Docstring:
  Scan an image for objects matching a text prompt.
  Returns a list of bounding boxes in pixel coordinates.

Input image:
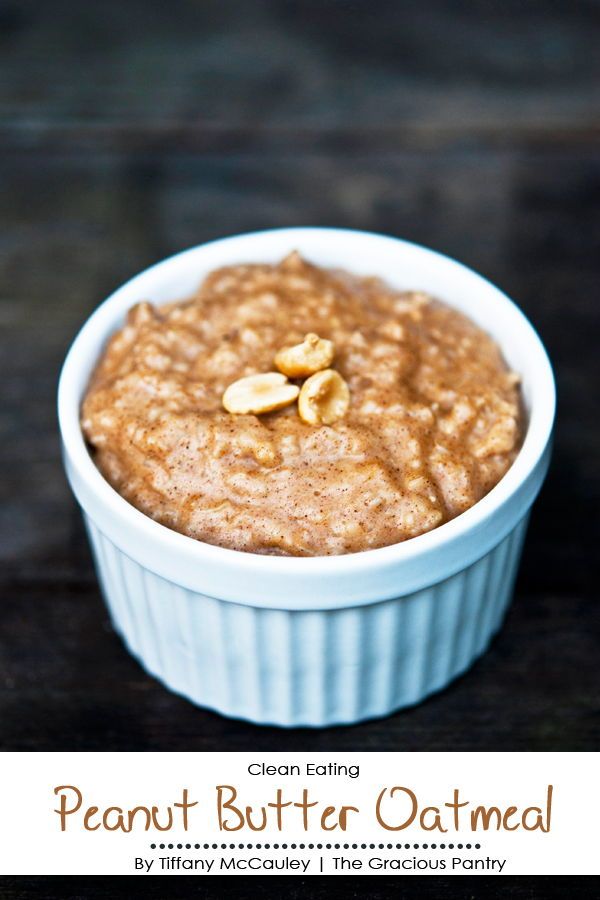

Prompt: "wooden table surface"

[1,0,599,754]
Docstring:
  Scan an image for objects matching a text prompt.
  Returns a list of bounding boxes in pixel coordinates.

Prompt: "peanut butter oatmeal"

[81,252,523,556]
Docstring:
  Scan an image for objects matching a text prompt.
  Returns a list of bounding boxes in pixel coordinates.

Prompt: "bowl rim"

[58,227,555,608]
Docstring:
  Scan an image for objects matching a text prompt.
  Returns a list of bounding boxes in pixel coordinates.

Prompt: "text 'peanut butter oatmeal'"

[81,252,523,556]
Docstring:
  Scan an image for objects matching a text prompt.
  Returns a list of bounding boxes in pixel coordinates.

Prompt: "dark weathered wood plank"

[2,0,599,129]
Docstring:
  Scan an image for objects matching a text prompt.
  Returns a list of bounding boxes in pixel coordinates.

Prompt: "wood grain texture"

[0,0,598,752]
[2,0,600,129]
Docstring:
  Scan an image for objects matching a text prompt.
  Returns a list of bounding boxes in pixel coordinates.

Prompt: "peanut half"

[298,368,350,426]
[222,372,299,415]
[274,332,334,378]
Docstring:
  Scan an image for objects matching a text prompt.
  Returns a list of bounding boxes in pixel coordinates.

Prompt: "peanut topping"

[274,332,334,378]
[222,372,299,415]
[298,368,350,426]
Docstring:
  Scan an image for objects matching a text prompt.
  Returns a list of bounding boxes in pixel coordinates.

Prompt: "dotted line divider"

[150,842,481,851]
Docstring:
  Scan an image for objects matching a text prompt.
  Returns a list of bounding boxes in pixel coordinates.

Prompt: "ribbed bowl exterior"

[85,514,529,727]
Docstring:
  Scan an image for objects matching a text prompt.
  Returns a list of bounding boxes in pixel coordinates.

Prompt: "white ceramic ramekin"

[58,228,555,727]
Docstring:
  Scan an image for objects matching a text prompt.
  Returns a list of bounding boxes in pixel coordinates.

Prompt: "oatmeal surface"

[81,253,523,555]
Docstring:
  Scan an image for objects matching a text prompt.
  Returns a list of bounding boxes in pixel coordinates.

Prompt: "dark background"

[1,876,599,900]
[2,876,600,899]
[1,0,599,752]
